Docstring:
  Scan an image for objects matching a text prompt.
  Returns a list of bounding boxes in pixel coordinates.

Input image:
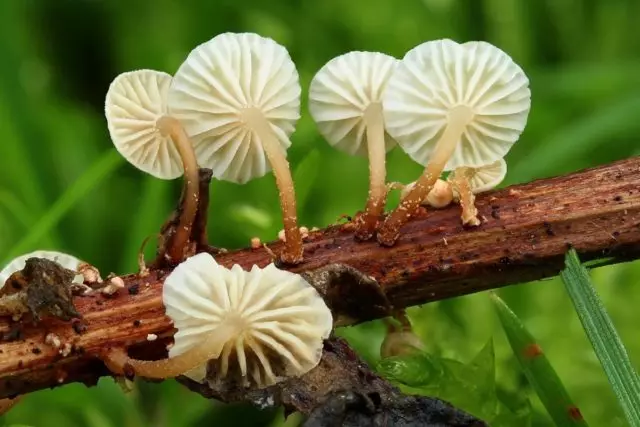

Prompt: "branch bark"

[0,156,639,417]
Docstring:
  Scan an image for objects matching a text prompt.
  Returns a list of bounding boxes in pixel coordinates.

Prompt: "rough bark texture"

[0,157,639,422]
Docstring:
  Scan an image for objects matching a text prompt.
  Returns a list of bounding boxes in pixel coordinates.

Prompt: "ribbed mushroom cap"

[163,253,332,387]
[383,39,531,170]
[308,51,398,156]
[0,250,82,287]
[167,32,301,184]
[105,70,183,179]
[465,158,507,193]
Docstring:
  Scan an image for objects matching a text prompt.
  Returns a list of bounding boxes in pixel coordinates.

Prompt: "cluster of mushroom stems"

[0,33,531,391]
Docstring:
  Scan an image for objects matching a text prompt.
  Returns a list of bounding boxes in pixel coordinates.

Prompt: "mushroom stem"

[377,106,474,246]
[241,108,303,264]
[156,116,200,264]
[102,321,240,379]
[450,168,480,226]
[355,102,387,241]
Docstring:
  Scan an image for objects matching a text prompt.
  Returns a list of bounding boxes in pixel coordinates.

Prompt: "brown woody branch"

[0,157,639,411]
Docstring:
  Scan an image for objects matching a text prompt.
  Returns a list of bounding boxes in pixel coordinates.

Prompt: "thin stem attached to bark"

[377,106,474,246]
[355,102,387,241]
[156,116,200,264]
[241,108,303,264]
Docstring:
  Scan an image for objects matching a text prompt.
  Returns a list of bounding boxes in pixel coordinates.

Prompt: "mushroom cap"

[105,69,183,180]
[163,252,332,387]
[383,39,531,170]
[167,32,301,184]
[308,51,398,157]
[465,158,508,194]
[0,250,82,287]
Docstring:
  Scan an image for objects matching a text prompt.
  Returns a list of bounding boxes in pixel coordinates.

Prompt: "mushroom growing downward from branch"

[102,253,332,388]
[377,40,530,246]
[105,70,200,264]
[309,51,398,240]
[167,33,305,264]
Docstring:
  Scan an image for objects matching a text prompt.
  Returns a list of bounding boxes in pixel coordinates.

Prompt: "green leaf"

[491,292,588,426]
[376,352,446,387]
[376,339,529,425]
[561,249,640,427]
[292,149,320,211]
[2,150,123,265]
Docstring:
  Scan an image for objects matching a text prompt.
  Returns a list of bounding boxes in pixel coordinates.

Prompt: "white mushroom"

[0,250,83,287]
[448,158,508,225]
[309,52,398,240]
[103,253,332,388]
[378,40,530,245]
[400,179,454,209]
[105,69,200,263]
[167,33,304,264]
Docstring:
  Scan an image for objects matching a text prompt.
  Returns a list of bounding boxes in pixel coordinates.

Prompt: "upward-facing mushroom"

[166,33,304,264]
[377,39,530,245]
[308,51,398,240]
[102,253,332,388]
[105,70,200,264]
[448,158,508,225]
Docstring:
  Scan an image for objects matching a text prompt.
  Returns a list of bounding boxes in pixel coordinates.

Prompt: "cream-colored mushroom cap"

[309,51,397,156]
[465,158,507,193]
[0,250,82,286]
[167,32,301,184]
[105,70,183,179]
[383,39,530,170]
[163,252,332,387]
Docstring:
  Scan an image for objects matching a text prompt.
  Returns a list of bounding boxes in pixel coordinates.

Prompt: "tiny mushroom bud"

[401,179,453,209]
[103,253,332,388]
[309,52,398,240]
[449,158,508,226]
[167,33,304,264]
[250,237,262,249]
[105,69,200,264]
[378,40,530,245]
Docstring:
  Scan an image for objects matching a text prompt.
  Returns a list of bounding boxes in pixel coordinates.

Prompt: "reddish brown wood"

[0,156,639,399]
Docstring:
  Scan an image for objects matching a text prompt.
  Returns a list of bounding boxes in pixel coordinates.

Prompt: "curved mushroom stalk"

[240,108,303,265]
[103,321,241,379]
[378,106,474,245]
[356,102,388,240]
[449,167,480,226]
[156,116,200,263]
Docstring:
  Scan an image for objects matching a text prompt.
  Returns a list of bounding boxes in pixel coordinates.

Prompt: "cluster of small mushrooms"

[0,33,530,391]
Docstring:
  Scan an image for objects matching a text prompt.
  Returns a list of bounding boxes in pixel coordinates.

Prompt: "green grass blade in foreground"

[490,292,587,426]
[3,151,124,264]
[561,249,640,427]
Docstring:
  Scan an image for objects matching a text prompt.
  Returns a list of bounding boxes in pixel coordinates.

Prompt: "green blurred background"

[1,0,639,425]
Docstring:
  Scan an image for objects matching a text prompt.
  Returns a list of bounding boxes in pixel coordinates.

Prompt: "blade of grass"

[2,150,123,264]
[561,249,640,427]
[490,292,588,426]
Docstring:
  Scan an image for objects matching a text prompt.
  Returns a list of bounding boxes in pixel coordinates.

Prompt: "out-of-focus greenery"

[0,0,639,426]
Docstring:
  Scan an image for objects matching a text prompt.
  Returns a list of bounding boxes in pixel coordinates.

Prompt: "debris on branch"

[180,338,486,427]
[0,156,639,425]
